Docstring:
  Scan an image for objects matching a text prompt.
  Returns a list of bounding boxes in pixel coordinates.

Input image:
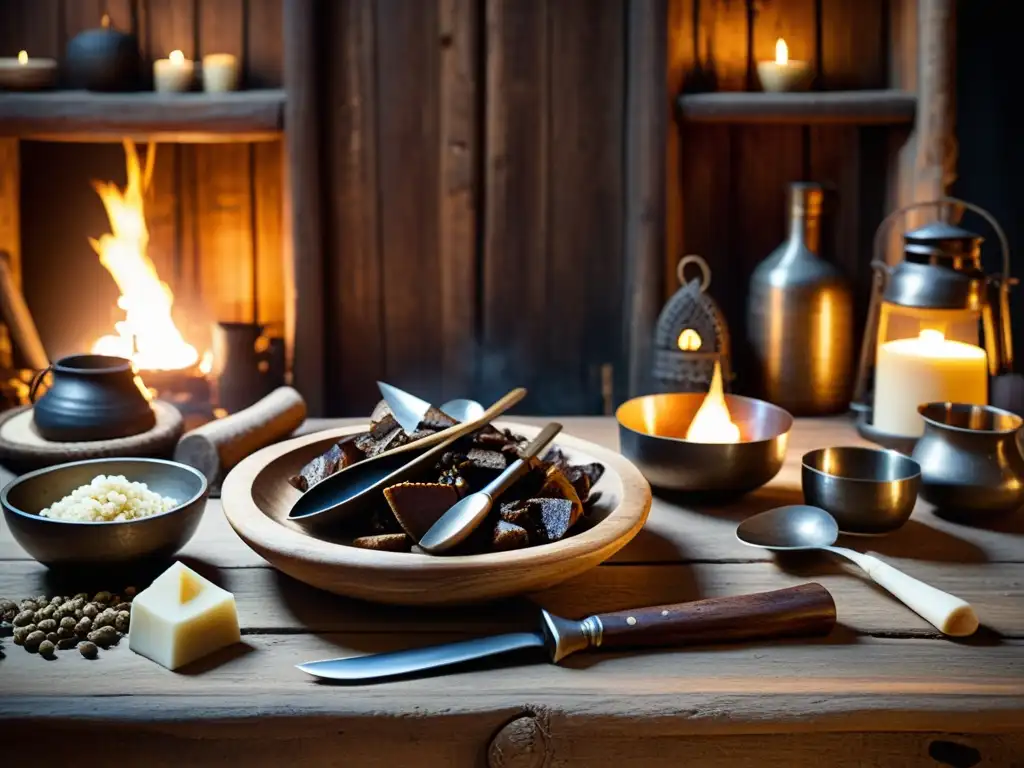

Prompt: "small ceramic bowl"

[802,446,921,535]
[1,458,208,567]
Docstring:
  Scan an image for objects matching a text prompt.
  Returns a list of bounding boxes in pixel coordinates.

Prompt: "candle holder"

[757,38,812,93]
[851,198,1016,453]
[65,14,141,91]
[0,51,58,90]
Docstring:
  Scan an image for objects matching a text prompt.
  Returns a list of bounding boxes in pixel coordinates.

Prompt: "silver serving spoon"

[440,398,485,423]
[419,422,563,554]
[736,505,979,637]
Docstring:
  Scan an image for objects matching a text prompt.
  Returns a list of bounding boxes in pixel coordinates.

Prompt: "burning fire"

[90,140,201,372]
[685,361,741,443]
[775,37,789,65]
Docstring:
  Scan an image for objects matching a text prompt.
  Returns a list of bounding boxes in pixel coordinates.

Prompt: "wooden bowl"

[221,421,652,605]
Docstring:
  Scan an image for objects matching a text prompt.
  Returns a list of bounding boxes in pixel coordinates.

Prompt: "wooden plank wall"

[318,0,629,416]
[0,0,285,361]
[669,0,893,395]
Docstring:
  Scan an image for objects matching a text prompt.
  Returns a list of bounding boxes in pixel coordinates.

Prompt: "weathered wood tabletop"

[1,417,1023,766]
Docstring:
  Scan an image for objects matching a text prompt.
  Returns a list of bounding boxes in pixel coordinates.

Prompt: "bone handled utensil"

[297,583,837,682]
[736,505,979,637]
[288,388,527,525]
[418,422,563,554]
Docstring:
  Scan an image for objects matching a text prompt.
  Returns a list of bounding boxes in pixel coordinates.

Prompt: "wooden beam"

[677,90,916,125]
[885,0,919,261]
[623,0,667,398]
[283,0,325,414]
[0,91,285,142]
[912,0,957,202]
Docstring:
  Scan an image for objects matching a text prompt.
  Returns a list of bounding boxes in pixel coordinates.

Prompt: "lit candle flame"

[101,13,111,28]
[169,49,185,65]
[17,50,28,65]
[775,37,789,65]
[685,361,741,443]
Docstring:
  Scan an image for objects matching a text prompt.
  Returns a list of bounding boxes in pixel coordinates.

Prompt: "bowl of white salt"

[1,458,208,567]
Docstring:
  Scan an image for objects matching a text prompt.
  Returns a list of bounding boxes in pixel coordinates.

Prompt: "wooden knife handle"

[591,584,836,649]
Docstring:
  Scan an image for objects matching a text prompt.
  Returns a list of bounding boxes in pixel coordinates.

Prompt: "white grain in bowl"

[39,474,179,523]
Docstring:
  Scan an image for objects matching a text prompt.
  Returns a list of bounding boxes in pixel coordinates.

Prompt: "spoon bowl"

[735,504,838,550]
[441,398,485,423]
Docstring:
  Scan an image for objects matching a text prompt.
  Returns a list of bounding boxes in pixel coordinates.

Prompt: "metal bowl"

[1,458,208,567]
[616,393,793,493]
[802,446,921,535]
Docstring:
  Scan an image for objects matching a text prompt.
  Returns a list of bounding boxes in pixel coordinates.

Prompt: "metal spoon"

[440,398,485,423]
[736,505,979,637]
[419,422,563,554]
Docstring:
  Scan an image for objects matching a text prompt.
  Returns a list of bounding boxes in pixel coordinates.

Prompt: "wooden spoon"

[288,388,526,528]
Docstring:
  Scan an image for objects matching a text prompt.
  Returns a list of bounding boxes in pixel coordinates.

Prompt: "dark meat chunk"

[537,466,585,523]
[368,507,403,534]
[564,466,591,503]
[575,462,605,487]
[352,533,412,552]
[491,520,530,551]
[474,425,516,451]
[370,399,392,425]
[466,448,508,471]
[542,446,571,471]
[289,443,343,492]
[383,482,459,541]
[500,496,581,543]
[356,426,409,458]
[369,413,401,439]
[419,406,458,431]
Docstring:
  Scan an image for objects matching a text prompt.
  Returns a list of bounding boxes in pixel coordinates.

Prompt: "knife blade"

[297,584,837,683]
[377,381,432,435]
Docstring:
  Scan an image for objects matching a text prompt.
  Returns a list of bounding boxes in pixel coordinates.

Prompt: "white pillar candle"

[153,49,194,93]
[757,38,811,93]
[873,329,988,437]
[202,53,239,93]
[0,50,58,90]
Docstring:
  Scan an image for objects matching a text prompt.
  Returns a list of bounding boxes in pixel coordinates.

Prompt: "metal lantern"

[852,197,1016,450]
[652,255,732,393]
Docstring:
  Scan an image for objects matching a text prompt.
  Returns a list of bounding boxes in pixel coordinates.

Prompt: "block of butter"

[128,561,241,670]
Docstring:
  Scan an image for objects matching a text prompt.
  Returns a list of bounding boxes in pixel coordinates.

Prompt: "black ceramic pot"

[65,23,141,91]
[30,355,156,442]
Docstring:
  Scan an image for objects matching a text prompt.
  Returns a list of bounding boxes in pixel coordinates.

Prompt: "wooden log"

[283,0,325,414]
[912,0,957,203]
[623,0,667,398]
[174,386,306,483]
[0,251,48,370]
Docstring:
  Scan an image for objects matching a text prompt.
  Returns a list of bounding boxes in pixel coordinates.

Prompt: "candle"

[0,50,58,90]
[153,49,194,93]
[757,38,812,93]
[201,53,239,93]
[873,329,988,438]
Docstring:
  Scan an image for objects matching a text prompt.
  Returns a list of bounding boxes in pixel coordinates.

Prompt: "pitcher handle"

[29,364,53,404]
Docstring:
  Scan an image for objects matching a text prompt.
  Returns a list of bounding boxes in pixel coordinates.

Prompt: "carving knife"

[377,381,433,435]
[296,584,836,682]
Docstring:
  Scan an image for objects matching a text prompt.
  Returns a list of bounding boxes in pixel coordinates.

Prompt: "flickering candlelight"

[757,37,811,93]
[0,49,58,90]
[154,49,194,92]
[685,362,741,443]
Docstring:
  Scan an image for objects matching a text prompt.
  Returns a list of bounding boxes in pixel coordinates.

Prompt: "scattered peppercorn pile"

[0,589,135,660]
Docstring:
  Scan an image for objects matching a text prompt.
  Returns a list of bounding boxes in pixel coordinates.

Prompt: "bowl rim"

[1,456,208,526]
[917,401,1023,435]
[615,392,794,446]
[221,419,652,570]
[801,445,922,484]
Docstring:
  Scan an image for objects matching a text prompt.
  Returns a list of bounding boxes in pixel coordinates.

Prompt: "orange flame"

[90,140,200,372]
[685,361,741,443]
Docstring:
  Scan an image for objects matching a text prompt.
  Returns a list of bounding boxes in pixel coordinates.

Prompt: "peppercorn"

[87,625,118,648]
[79,641,98,659]
[75,616,92,637]
[19,599,36,612]
[37,618,57,633]
[24,630,45,652]
[35,604,56,621]
[12,610,34,627]
[114,611,130,633]
[49,596,65,606]
[114,602,132,612]
[93,591,112,605]
[94,608,117,629]
[57,626,72,639]
[124,587,137,598]
[45,632,59,644]
[83,603,99,620]
[109,594,121,606]
[13,627,30,645]
[57,637,78,651]
[73,592,89,601]
[60,616,77,632]
[38,639,55,657]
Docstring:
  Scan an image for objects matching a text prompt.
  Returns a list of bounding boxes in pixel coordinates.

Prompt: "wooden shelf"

[0,89,285,142]
[676,89,916,125]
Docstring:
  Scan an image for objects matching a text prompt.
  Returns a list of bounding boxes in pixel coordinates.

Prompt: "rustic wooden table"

[1,417,1022,766]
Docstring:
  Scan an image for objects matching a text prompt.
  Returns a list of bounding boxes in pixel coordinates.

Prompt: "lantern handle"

[872,196,1011,281]
[677,254,711,293]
